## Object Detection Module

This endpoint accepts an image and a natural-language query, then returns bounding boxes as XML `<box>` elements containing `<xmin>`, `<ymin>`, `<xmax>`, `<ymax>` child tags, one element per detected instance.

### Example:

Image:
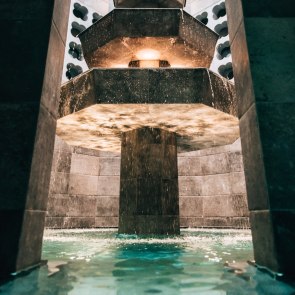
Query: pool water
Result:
<box><xmin>1</xmin><ymin>229</ymin><xmax>294</xmax><ymax>295</ymax></box>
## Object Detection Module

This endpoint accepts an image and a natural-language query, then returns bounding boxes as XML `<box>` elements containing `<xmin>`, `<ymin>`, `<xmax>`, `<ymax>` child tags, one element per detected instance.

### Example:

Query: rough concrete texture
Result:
<box><xmin>46</xmin><ymin>136</ymin><xmax>248</xmax><ymax>229</ymax></box>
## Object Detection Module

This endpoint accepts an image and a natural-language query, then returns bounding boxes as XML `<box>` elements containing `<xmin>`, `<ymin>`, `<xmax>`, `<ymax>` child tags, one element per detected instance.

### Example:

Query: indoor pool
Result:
<box><xmin>1</xmin><ymin>229</ymin><xmax>294</xmax><ymax>294</ymax></box>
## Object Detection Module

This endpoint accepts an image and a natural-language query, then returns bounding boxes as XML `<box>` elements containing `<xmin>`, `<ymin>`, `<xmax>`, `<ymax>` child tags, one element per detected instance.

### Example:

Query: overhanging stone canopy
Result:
<box><xmin>78</xmin><ymin>9</ymin><xmax>218</xmax><ymax>68</ymax></box>
<box><xmin>57</xmin><ymin>68</ymin><xmax>238</xmax><ymax>153</ymax></box>
<box><xmin>114</xmin><ymin>0</ymin><xmax>186</xmax><ymax>8</ymax></box>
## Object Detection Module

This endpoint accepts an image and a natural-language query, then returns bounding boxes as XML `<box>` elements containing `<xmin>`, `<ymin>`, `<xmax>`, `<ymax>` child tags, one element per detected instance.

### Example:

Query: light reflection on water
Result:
<box><xmin>0</xmin><ymin>229</ymin><xmax>294</xmax><ymax>295</ymax></box>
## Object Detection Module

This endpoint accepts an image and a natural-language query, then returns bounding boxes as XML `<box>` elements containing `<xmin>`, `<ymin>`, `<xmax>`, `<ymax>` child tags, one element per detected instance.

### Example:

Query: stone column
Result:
<box><xmin>226</xmin><ymin>0</ymin><xmax>295</xmax><ymax>278</ymax></box>
<box><xmin>119</xmin><ymin>127</ymin><xmax>180</xmax><ymax>235</ymax></box>
<box><xmin>0</xmin><ymin>0</ymin><xmax>70</xmax><ymax>279</ymax></box>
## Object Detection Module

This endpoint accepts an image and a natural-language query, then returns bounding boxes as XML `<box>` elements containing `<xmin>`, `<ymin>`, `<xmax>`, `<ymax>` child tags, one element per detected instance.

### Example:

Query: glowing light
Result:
<box><xmin>136</xmin><ymin>49</ymin><xmax>160</xmax><ymax>60</ymax></box>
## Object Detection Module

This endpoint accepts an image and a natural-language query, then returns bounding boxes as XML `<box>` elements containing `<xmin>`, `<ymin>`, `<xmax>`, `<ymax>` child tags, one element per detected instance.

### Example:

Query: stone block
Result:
<box><xmin>99</xmin><ymin>157</ymin><xmax>120</xmax><ymax>176</ymax></box>
<box><xmin>179</xmin><ymin>197</ymin><xmax>203</xmax><ymax>217</ymax></box>
<box><xmin>119</xmin><ymin>215</ymin><xmax>180</xmax><ymax>235</ymax></box>
<box><xmin>97</xmin><ymin>176</ymin><xmax>120</xmax><ymax>196</ymax></box>
<box><xmin>41</xmin><ymin>21</ymin><xmax>66</xmax><ymax>118</ymax></box>
<box><xmin>136</xmin><ymin>178</ymin><xmax>162</xmax><ymax>215</ymax></box>
<box><xmin>45</xmin><ymin>217</ymin><xmax>95</xmax><ymax>228</ymax></box>
<box><xmin>95</xmin><ymin>217</ymin><xmax>119</xmax><ymax>228</ymax></box>
<box><xmin>119</xmin><ymin>179</ymin><xmax>137</xmax><ymax>216</ymax></box>
<box><xmin>203</xmin><ymin>195</ymin><xmax>248</xmax><ymax>217</ymax></box>
<box><xmin>25</xmin><ymin>105</ymin><xmax>56</xmax><ymax>210</ymax></box>
<box><xmin>250</xmin><ymin>210</ymin><xmax>279</xmax><ymax>272</ymax></box>
<box><xmin>201</xmin><ymin>174</ymin><xmax>231</xmax><ymax>196</ymax></box>
<box><xmin>179</xmin><ymin>176</ymin><xmax>202</xmax><ymax>196</ymax></box>
<box><xmin>180</xmin><ymin>217</ymin><xmax>204</xmax><ymax>228</ymax></box>
<box><xmin>244</xmin><ymin>18</ymin><xmax>295</xmax><ymax>104</ymax></box>
<box><xmin>67</xmin><ymin>195</ymin><xmax>97</xmax><ymax>217</ymax></box>
<box><xmin>0</xmin><ymin>103</ymin><xmax>39</xmax><ymax>210</ymax></box>
<box><xmin>70</xmin><ymin>153</ymin><xmax>100</xmax><ymax>176</ymax></box>
<box><xmin>239</xmin><ymin>104</ymin><xmax>269</xmax><ymax>210</ymax></box>
<box><xmin>51</xmin><ymin>149</ymin><xmax>72</xmax><ymax>173</ymax></box>
<box><xmin>46</xmin><ymin>196</ymin><xmax>69</xmax><ymax>217</ymax></box>
<box><xmin>72</xmin><ymin>146</ymin><xmax>102</xmax><ymax>157</ymax></box>
<box><xmin>271</xmin><ymin>210</ymin><xmax>295</xmax><ymax>276</ymax></box>
<box><xmin>16</xmin><ymin>210</ymin><xmax>46</xmax><ymax>270</ymax></box>
<box><xmin>256</xmin><ymin>102</ymin><xmax>295</xmax><ymax>209</ymax></box>
<box><xmin>229</xmin><ymin>151</ymin><xmax>244</xmax><ymax>172</ymax></box>
<box><xmin>178</xmin><ymin>157</ymin><xmax>201</xmax><ymax>176</ymax></box>
<box><xmin>49</xmin><ymin>172</ymin><xmax>70</xmax><ymax>195</ymax></box>
<box><xmin>96</xmin><ymin>196</ymin><xmax>119</xmax><ymax>217</ymax></box>
<box><xmin>230</xmin><ymin>21</ymin><xmax>255</xmax><ymax>118</ymax></box>
<box><xmin>161</xmin><ymin>179</ymin><xmax>179</xmax><ymax>215</ymax></box>
<box><xmin>230</xmin><ymin>172</ymin><xmax>246</xmax><ymax>195</ymax></box>
<box><xmin>200</xmin><ymin>153</ymin><xmax>230</xmax><ymax>175</ymax></box>
<box><xmin>0</xmin><ymin>209</ymin><xmax>25</xmax><ymax>277</ymax></box>
<box><xmin>225</xmin><ymin>0</ymin><xmax>244</xmax><ymax>43</ymax></box>
<box><xmin>1</xmin><ymin>19</ymin><xmax>52</xmax><ymax>103</ymax></box>
<box><xmin>203</xmin><ymin>217</ymin><xmax>250</xmax><ymax>228</ymax></box>
<box><xmin>69</xmin><ymin>174</ymin><xmax>98</xmax><ymax>195</ymax></box>
<box><xmin>241</xmin><ymin>0</ymin><xmax>295</xmax><ymax>17</ymax></box>
<box><xmin>52</xmin><ymin>0</ymin><xmax>71</xmax><ymax>44</ymax></box>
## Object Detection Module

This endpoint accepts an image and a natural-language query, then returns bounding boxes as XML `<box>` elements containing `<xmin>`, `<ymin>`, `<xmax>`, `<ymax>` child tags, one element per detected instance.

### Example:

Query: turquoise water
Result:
<box><xmin>1</xmin><ymin>229</ymin><xmax>294</xmax><ymax>294</ymax></box>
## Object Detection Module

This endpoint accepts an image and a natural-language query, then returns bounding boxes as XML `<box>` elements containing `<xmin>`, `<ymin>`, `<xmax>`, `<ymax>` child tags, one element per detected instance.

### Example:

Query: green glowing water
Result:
<box><xmin>0</xmin><ymin>229</ymin><xmax>294</xmax><ymax>294</ymax></box>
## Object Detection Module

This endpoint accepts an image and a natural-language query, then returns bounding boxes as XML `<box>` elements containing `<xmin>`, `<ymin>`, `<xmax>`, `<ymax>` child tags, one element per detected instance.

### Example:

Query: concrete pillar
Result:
<box><xmin>226</xmin><ymin>0</ymin><xmax>295</xmax><ymax>278</ymax></box>
<box><xmin>0</xmin><ymin>0</ymin><xmax>70</xmax><ymax>279</ymax></box>
<box><xmin>119</xmin><ymin>127</ymin><xmax>180</xmax><ymax>235</ymax></box>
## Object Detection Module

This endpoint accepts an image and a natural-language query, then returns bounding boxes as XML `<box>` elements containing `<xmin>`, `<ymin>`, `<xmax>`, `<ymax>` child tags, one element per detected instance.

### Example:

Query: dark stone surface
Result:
<box><xmin>119</xmin><ymin>127</ymin><xmax>180</xmax><ymax>234</ymax></box>
<box><xmin>59</xmin><ymin>70</ymin><xmax>96</xmax><ymax>117</ymax></box>
<box><xmin>241</xmin><ymin>0</ymin><xmax>295</xmax><ymax>17</ymax></box>
<box><xmin>0</xmin><ymin>0</ymin><xmax>70</xmax><ymax>277</ymax></box>
<box><xmin>59</xmin><ymin>68</ymin><xmax>237</xmax><ymax>117</ymax></box>
<box><xmin>256</xmin><ymin>102</ymin><xmax>295</xmax><ymax>209</ymax></box>
<box><xmin>113</xmin><ymin>0</ymin><xmax>186</xmax><ymax>8</ymax></box>
<box><xmin>0</xmin><ymin>210</ymin><xmax>24</xmax><ymax>278</ymax></box>
<box><xmin>79</xmin><ymin>9</ymin><xmax>218</xmax><ymax>68</ymax></box>
<box><xmin>230</xmin><ymin>21</ymin><xmax>255</xmax><ymax>118</ymax></box>
<box><xmin>228</xmin><ymin>0</ymin><xmax>295</xmax><ymax>277</ymax></box>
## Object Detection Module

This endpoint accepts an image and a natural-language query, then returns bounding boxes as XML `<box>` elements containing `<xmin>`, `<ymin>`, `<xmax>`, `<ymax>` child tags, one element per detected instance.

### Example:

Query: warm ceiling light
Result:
<box><xmin>135</xmin><ymin>49</ymin><xmax>160</xmax><ymax>60</ymax></box>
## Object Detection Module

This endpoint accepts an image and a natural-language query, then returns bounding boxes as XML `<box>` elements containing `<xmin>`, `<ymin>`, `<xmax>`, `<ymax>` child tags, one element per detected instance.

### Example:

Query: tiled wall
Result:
<box><xmin>46</xmin><ymin>137</ymin><xmax>249</xmax><ymax>228</ymax></box>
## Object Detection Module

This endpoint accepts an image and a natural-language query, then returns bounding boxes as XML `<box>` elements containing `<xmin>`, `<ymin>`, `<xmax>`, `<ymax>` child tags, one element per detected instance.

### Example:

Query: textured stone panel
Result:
<box><xmin>230</xmin><ymin>21</ymin><xmax>255</xmax><ymax>118</ymax></box>
<box><xmin>99</xmin><ymin>158</ymin><xmax>120</xmax><ymax>176</ymax></box>
<box><xmin>179</xmin><ymin>197</ymin><xmax>203</xmax><ymax>217</ymax></box>
<box><xmin>96</xmin><ymin>196</ymin><xmax>119</xmax><ymax>217</ymax></box>
<box><xmin>25</xmin><ymin>105</ymin><xmax>56</xmax><ymax>210</ymax></box>
<box><xmin>239</xmin><ymin>104</ymin><xmax>269</xmax><ymax>210</ymax></box>
<box><xmin>229</xmin><ymin>151</ymin><xmax>244</xmax><ymax>172</ymax></box>
<box><xmin>230</xmin><ymin>172</ymin><xmax>246</xmax><ymax>195</ymax></box>
<box><xmin>97</xmin><ymin>176</ymin><xmax>120</xmax><ymax>196</ymax></box>
<box><xmin>16</xmin><ymin>210</ymin><xmax>46</xmax><ymax>270</ymax></box>
<box><xmin>201</xmin><ymin>174</ymin><xmax>231</xmax><ymax>196</ymax></box>
<box><xmin>200</xmin><ymin>153</ymin><xmax>230</xmax><ymax>175</ymax></box>
<box><xmin>46</xmin><ymin>217</ymin><xmax>95</xmax><ymax>228</ymax></box>
<box><xmin>203</xmin><ymin>195</ymin><xmax>248</xmax><ymax>217</ymax></box>
<box><xmin>179</xmin><ymin>177</ymin><xmax>202</xmax><ymax>196</ymax></box>
<box><xmin>178</xmin><ymin>157</ymin><xmax>202</xmax><ymax>176</ymax></box>
<box><xmin>95</xmin><ymin>217</ymin><xmax>119</xmax><ymax>228</ymax></box>
<box><xmin>70</xmin><ymin>153</ymin><xmax>100</xmax><ymax>176</ymax></box>
<box><xmin>49</xmin><ymin>172</ymin><xmax>70</xmax><ymax>195</ymax></box>
<box><xmin>256</xmin><ymin>102</ymin><xmax>295</xmax><ymax>209</ymax></box>
<box><xmin>69</xmin><ymin>174</ymin><xmax>98</xmax><ymax>195</ymax></box>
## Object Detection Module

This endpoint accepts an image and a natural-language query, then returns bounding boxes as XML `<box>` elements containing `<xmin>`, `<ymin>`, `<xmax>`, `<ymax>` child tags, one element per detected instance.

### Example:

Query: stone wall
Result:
<box><xmin>46</xmin><ymin>136</ymin><xmax>249</xmax><ymax>228</ymax></box>
<box><xmin>178</xmin><ymin>139</ymin><xmax>249</xmax><ymax>228</ymax></box>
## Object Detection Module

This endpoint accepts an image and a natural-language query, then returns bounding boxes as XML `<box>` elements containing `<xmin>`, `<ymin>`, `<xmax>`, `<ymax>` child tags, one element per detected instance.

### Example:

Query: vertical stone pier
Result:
<box><xmin>119</xmin><ymin>127</ymin><xmax>180</xmax><ymax>235</ymax></box>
